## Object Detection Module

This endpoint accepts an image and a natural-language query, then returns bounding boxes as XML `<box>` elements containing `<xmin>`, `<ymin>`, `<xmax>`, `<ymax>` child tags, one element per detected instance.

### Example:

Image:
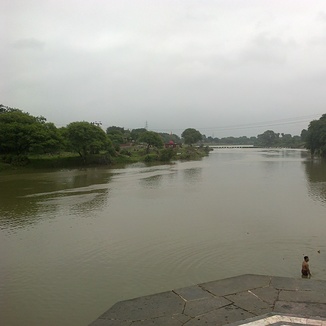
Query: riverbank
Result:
<box><xmin>0</xmin><ymin>145</ymin><xmax>212</xmax><ymax>171</ymax></box>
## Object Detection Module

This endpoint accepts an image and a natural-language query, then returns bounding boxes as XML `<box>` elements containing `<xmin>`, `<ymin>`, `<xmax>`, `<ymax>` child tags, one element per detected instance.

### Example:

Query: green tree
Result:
<box><xmin>29</xmin><ymin>122</ymin><xmax>63</xmax><ymax>154</ymax></box>
<box><xmin>158</xmin><ymin>132</ymin><xmax>181</xmax><ymax>144</ymax></box>
<box><xmin>138</xmin><ymin>131</ymin><xmax>163</xmax><ymax>153</ymax></box>
<box><xmin>279</xmin><ymin>133</ymin><xmax>293</xmax><ymax>148</ymax></box>
<box><xmin>220</xmin><ymin>136</ymin><xmax>237</xmax><ymax>145</ymax></box>
<box><xmin>66</xmin><ymin>121</ymin><xmax>112</xmax><ymax>160</ymax></box>
<box><xmin>106</xmin><ymin>126</ymin><xmax>125</xmax><ymax>133</ymax></box>
<box><xmin>106</xmin><ymin>126</ymin><xmax>131</xmax><ymax>145</ymax></box>
<box><xmin>107</xmin><ymin>130</ymin><xmax>124</xmax><ymax>146</ymax></box>
<box><xmin>257</xmin><ymin>130</ymin><xmax>280</xmax><ymax>147</ymax></box>
<box><xmin>301</xmin><ymin>129</ymin><xmax>308</xmax><ymax>142</ymax></box>
<box><xmin>306</xmin><ymin>114</ymin><xmax>326</xmax><ymax>157</ymax></box>
<box><xmin>130</xmin><ymin>128</ymin><xmax>147</xmax><ymax>142</ymax></box>
<box><xmin>0</xmin><ymin>105</ymin><xmax>61</xmax><ymax>155</ymax></box>
<box><xmin>181</xmin><ymin>128</ymin><xmax>202</xmax><ymax>145</ymax></box>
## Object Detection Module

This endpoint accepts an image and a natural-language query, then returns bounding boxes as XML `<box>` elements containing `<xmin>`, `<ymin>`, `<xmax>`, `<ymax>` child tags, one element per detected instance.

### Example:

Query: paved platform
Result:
<box><xmin>89</xmin><ymin>274</ymin><xmax>326</xmax><ymax>325</ymax></box>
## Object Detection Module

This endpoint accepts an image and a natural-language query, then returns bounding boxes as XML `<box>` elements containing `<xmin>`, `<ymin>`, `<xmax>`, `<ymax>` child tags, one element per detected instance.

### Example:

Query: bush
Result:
<box><xmin>105</xmin><ymin>146</ymin><xmax>117</xmax><ymax>157</ymax></box>
<box><xmin>203</xmin><ymin>146</ymin><xmax>212</xmax><ymax>154</ymax></box>
<box><xmin>144</xmin><ymin>154</ymin><xmax>159</xmax><ymax>162</ymax></box>
<box><xmin>1</xmin><ymin>154</ymin><xmax>30</xmax><ymax>166</ymax></box>
<box><xmin>120</xmin><ymin>149</ymin><xmax>131</xmax><ymax>156</ymax></box>
<box><xmin>0</xmin><ymin>161</ymin><xmax>11</xmax><ymax>171</ymax></box>
<box><xmin>159</xmin><ymin>148</ymin><xmax>174</xmax><ymax>161</ymax></box>
<box><xmin>178</xmin><ymin>147</ymin><xmax>202</xmax><ymax>160</ymax></box>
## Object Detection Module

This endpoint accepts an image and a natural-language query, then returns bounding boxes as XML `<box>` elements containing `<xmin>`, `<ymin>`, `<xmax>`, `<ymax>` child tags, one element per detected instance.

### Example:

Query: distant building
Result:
<box><xmin>120</xmin><ymin>142</ymin><xmax>133</xmax><ymax>148</ymax></box>
<box><xmin>164</xmin><ymin>140</ymin><xmax>177</xmax><ymax>148</ymax></box>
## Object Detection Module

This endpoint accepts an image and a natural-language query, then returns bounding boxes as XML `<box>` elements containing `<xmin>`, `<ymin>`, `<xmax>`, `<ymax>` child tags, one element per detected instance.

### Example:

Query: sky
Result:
<box><xmin>1</xmin><ymin>0</ymin><xmax>326</xmax><ymax>137</ymax></box>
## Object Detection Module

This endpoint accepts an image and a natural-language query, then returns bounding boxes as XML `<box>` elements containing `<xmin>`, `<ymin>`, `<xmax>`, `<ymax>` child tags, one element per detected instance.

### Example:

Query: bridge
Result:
<box><xmin>209</xmin><ymin>145</ymin><xmax>256</xmax><ymax>149</ymax></box>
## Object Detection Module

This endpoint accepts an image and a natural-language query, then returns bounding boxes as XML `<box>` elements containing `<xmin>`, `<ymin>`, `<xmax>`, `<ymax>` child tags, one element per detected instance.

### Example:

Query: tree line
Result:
<box><xmin>0</xmin><ymin>105</ymin><xmax>204</xmax><ymax>165</ymax></box>
<box><xmin>1</xmin><ymin>104</ymin><xmax>326</xmax><ymax>164</ymax></box>
<box><xmin>204</xmin><ymin>116</ymin><xmax>326</xmax><ymax>158</ymax></box>
<box><xmin>204</xmin><ymin>130</ymin><xmax>304</xmax><ymax>148</ymax></box>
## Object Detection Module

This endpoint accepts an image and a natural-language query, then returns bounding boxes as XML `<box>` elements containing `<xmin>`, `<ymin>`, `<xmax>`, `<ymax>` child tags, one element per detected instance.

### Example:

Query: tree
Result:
<box><xmin>106</xmin><ymin>130</ymin><xmax>124</xmax><ymax>146</ymax></box>
<box><xmin>66</xmin><ymin>121</ymin><xmax>112</xmax><ymax>160</ymax></box>
<box><xmin>0</xmin><ymin>105</ymin><xmax>61</xmax><ymax>155</ymax></box>
<box><xmin>158</xmin><ymin>132</ymin><xmax>181</xmax><ymax>144</ymax></box>
<box><xmin>138</xmin><ymin>131</ymin><xmax>163</xmax><ymax>153</ymax></box>
<box><xmin>256</xmin><ymin>130</ymin><xmax>280</xmax><ymax>147</ymax></box>
<box><xmin>301</xmin><ymin>129</ymin><xmax>308</xmax><ymax>142</ymax></box>
<box><xmin>279</xmin><ymin>133</ymin><xmax>293</xmax><ymax>148</ymax></box>
<box><xmin>130</xmin><ymin>128</ymin><xmax>147</xmax><ymax>142</ymax></box>
<box><xmin>29</xmin><ymin>122</ymin><xmax>63</xmax><ymax>154</ymax></box>
<box><xmin>181</xmin><ymin>128</ymin><xmax>202</xmax><ymax>145</ymax></box>
<box><xmin>106</xmin><ymin>126</ymin><xmax>131</xmax><ymax>145</ymax></box>
<box><xmin>221</xmin><ymin>136</ymin><xmax>236</xmax><ymax>145</ymax></box>
<box><xmin>106</xmin><ymin>126</ymin><xmax>125</xmax><ymax>133</ymax></box>
<box><xmin>305</xmin><ymin>114</ymin><xmax>326</xmax><ymax>157</ymax></box>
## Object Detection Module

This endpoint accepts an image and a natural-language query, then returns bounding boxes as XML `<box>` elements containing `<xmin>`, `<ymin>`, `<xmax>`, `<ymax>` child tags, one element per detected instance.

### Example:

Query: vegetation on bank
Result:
<box><xmin>195</xmin><ymin>118</ymin><xmax>326</xmax><ymax>158</ymax></box>
<box><xmin>0</xmin><ymin>104</ymin><xmax>210</xmax><ymax>170</ymax></box>
<box><xmin>203</xmin><ymin>130</ymin><xmax>305</xmax><ymax>148</ymax></box>
<box><xmin>1</xmin><ymin>103</ymin><xmax>326</xmax><ymax>171</ymax></box>
<box><xmin>0</xmin><ymin>146</ymin><xmax>211</xmax><ymax>171</ymax></box>
<box><xmin>305</xmin><ymin>114</ymin><xmax>326</xmax><ymax>158</ymax></box>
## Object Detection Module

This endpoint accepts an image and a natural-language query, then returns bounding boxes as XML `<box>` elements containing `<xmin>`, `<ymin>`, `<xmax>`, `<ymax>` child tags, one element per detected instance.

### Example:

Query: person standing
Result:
<box><xmin>302</xmin><ymin>256</ymin><xmax>311</xmax><ymax>278</ymax></box>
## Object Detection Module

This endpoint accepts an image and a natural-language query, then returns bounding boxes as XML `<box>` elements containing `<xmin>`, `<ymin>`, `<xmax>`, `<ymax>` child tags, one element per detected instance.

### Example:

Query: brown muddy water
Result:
<box><xmin>1</xmin><ymin>148</ymin><xmax>326</xmax><ymax>325</ymax></box>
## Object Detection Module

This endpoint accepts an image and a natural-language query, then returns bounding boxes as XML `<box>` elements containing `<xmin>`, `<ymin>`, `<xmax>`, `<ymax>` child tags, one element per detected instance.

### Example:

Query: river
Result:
<box><xmin>1</xmin><ymin>148</ymin><xmax>326</xmax><ymax>325</ymax></box>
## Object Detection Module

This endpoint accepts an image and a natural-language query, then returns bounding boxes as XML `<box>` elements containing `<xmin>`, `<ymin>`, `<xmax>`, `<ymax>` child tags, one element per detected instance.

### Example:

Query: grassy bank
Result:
<box><xmin>0</xmin><ymin>161</ymin><xmax>12</xmax><ymax>172</ymax></box>
<box><xmin>0</xmin><ymin>145</ymin><xmax>212</xmax><ymax>171</ymax></box>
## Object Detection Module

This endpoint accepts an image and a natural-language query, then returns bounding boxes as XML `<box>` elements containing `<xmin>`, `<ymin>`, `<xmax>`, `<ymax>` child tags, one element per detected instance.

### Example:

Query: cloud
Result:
<box><xmin>240</xmin><ymin>32</ymin><xmax>294</xmax><ymax>66</ymax></box>
<box><xmin>2</xmin><ymin>1</ymin><xmax>326</xmax><ymax>137</ymax></box>
<box><xmin>318</xmin><ymin>11</ymin><xmax>326</xmax><ymax>22</ymax></box>
<box><xmin>12</xmin><ymin>38</ymin><xmax>45</xmax><ymax>50</ymax></box>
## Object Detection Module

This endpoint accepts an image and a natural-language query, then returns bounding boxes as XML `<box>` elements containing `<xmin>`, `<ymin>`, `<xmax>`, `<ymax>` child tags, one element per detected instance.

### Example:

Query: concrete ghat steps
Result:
<box><xmin>89</xmin><ymin>274</ymin><xmax>326</xmax><ymax>325</ymax></box>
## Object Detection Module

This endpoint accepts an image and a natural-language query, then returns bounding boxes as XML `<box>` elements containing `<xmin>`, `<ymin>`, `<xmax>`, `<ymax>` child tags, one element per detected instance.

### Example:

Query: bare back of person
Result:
<box><xmin>302</xmin><ymin>256</ymin><xmax>311</xmax><ymax>278</ymax></box>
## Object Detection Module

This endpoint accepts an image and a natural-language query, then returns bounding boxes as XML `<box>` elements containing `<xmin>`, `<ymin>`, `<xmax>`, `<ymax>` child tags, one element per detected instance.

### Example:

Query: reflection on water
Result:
<box><xmin>139</xmin><ymin>175</ymin><xmax>163</xmax><ymax>189</ymax></box>
<box><xmin>39</xmin><ymin>188</ymin><xmax>109</xmax><ymax>216</ymax></box>
<box><xmin>304</xmin><ymin>159</ymin><xmax>326</xmax><ymax>204</ymax></box>
<box><xmin>183</xmin><ymin>167</ymin><xmax>202</xmax><ymax>184</ymax></box>
<box><xmin>0</xmin><ymin>169</ymin><xmax>112</xmax><ymax>229</ymax></box>
<box><xmin>1</xmin><ymin>149</ymin><xmax>326</xmax><ymax>326</ymax></box>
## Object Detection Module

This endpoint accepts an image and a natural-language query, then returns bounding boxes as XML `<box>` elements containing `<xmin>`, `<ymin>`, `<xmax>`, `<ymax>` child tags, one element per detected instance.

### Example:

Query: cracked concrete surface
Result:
<box><xmin>89</xmin><ymin>274</ymin><xmax>326</xmax><ymax>325</ymax></box>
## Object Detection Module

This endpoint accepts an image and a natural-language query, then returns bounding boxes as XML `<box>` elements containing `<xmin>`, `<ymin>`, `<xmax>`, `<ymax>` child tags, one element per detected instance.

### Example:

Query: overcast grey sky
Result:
<box><xmin>2</xmin><ymin>0</ymin><xmax>326</xmax><ymax>137</ymax></box>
